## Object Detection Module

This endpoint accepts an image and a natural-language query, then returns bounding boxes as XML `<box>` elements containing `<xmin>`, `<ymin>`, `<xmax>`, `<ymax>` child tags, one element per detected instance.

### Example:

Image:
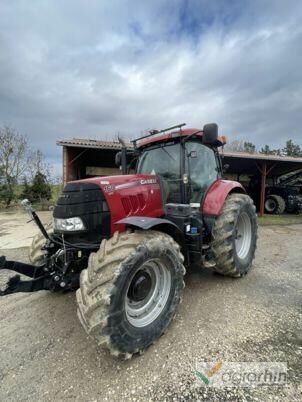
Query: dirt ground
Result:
<box><xmin>0</xmin><ymin>210</ymin><xmax>52</xmax><ymax>249</ymax></box>
<box><xmin>0</xmin><ymin>211</ymin><xmax>301</xmax><ymax>401</ymax></box>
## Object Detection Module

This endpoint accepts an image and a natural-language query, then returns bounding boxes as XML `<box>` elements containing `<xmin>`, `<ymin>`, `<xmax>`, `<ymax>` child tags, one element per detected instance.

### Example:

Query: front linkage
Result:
<box><xmin>0</xmin><ymin>254</ymin><xmax>80</xmax><ymax>296</ymax></box>
<box><xmin>0</xmin><ymin>200</ymin><xmax>84</xmax><ymax>297</ymax></box>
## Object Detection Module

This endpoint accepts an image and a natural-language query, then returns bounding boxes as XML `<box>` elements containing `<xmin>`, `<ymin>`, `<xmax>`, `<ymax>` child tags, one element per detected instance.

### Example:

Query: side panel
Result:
<box><xmin>202</xmin><ymin>179</ymin><xmax>245</xmax><ymax>216</ymax></box>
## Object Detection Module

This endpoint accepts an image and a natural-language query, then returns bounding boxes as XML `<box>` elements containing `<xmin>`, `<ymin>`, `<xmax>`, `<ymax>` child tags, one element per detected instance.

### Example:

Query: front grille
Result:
<box><xmin>53</xmin><ymin>182</ymin><xmax>110</xmax><ymax>244</ymax></box>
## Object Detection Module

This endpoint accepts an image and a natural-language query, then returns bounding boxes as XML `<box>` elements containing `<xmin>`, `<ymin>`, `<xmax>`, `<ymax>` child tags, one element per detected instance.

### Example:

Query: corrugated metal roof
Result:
<box><xmin>56</xmin><ymin>138</ymin><xmax>133</xmax><ymax>150</ymax></box>
<box><xmin>57</xmin><ymin>138</ymin><xmax>302</xmax><ymax>164</ymax></box>
<box><xmin>222</xmin><ymin>151</ymin><xmax>302</xmax><ymax>163</ymax></box>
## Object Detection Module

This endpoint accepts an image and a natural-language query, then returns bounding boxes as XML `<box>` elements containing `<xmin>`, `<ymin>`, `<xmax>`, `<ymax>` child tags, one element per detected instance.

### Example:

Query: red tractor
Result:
<box><xmin>0</xmin><ymin>123</ymin><xmax>257</xmax><ymax>357</ymax></box>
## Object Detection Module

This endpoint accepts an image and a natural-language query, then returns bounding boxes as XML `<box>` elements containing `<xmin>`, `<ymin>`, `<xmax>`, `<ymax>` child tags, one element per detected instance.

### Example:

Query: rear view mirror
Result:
<box><xmin>115</xmin><ymin>151</ymin><xmax>122</xmax><ymax>167</ymax></box>
<box><xmin>202</xmin><ymin>123</ymin><xmax>218</xmax><ymax>145</ymax></box>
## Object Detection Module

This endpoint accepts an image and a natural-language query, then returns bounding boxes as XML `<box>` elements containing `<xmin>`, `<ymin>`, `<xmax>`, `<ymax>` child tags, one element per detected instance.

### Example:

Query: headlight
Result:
<box><xmin>54</xmin><ymin>217</ymin><xmax>85</xmax><ymax>231</ymax></box>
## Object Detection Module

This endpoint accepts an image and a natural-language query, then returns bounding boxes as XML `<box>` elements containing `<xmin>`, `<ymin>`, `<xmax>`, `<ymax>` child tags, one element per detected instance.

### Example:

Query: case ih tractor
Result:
<box><xmin>0</xmin><ymin>123</ymin><xmax>257</xmax><ymax>357</ymax></box>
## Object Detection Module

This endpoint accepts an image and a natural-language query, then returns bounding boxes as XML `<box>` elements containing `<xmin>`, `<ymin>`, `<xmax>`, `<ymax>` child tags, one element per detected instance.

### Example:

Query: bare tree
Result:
<box><xmin>27</xmin><ymin>149</ymin><xmax>52</xmax><ymax>182</ymax></box>
<box><xmin>225</xmin><ymin>140</ymin><xmax>256</xmax><ymax>154</ymax></box>
<box><xmin>225</xmin><ymin>140</ymin><xmax>245</xmax><ymax>152</ymax></box>
<box><xmin>0</xmin><ymin>126</ymin><xmax>28</xmax><ymax>206</ymax></box>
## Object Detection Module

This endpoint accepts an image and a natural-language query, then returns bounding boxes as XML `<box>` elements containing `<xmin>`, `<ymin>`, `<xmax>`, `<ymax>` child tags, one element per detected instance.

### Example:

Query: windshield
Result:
<box><xmin>137</xmin><ymin>143</ymin><xmax>181</xmax><ymax>179</ymax></box>
<box><xmin>137</xmin><ymin>143</ymin><xmax>182</xmax><ymax>203</ymax></box>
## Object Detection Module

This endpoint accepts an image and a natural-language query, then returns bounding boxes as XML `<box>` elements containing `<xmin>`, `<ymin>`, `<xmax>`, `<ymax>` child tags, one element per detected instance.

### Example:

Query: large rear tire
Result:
<box><xmin>76</xmin><ymin>230</ymin><xmax>185</xmax><ymax>357</ymax></box>
<box><xmin>265</xmin><ymin>195</ymin><xmax>286</xmax><ymax>214</ymax></box>
<box><xmin>29</xmin><ymin>223</ymin><xmax>53</xmax><ymax>265</ymax></box>
<box><xmin>211</xmin><ymin>194</ymin><xmax>257</xmax><ymax>277</ymax></box>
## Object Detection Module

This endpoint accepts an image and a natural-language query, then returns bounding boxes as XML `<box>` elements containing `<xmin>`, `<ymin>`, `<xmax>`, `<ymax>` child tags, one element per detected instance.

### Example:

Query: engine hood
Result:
<box><xmin>73</xmin><ymin>174</ymin><xmax>164</xmax><ymax>234</ymax></box>
<box><xmin>75</xmin><ymin>174</ymin><xmax>159</xmax><ymax>193</ymax></box>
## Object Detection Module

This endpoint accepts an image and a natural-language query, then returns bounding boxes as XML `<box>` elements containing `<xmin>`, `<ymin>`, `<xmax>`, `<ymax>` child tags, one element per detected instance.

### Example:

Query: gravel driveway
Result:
<box><xmin>0</xmin><ymin>222</ymin><xmax>301</xmax><ymax>401</ymax></box>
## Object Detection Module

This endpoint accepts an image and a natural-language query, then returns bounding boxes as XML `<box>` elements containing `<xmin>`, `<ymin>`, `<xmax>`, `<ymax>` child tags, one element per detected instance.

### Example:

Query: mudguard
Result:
<box><xmin>115</xmin><ymin>216</ymin><xmax>186</xmax><ymax>250</ymax></box>
<box><xmin>202</xmin><ymin>179</ymin><xmax>245</xmax><ymax>216</ymax></box>
<box><xmin>115</xmin><ymin>216</ymin><xmax>180</xmax><ymax>231</ymax></box>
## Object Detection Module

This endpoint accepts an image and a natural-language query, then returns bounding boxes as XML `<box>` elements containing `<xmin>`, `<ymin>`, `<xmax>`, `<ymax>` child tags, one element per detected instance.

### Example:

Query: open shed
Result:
<box><xmin>57</xmin><ymin>138</ymin><xmax>128</xmax><ymax>182</ymax></box>
<box><xmin>57</xmin><ymin>138</ymin><xmax>302</xmax><ymax>216</ymax></box>
<box><xmin>222</xmin><ymin>151</ymin><xmax>302</xmax><ymax>215</ymax></box>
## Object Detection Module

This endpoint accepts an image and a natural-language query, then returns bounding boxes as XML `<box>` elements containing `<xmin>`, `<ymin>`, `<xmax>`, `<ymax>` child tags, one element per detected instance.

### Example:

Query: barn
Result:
<box><xmin>57</xmin><ymin>138</ymin><xmax>302</xmax><ymax>216</ymax></box>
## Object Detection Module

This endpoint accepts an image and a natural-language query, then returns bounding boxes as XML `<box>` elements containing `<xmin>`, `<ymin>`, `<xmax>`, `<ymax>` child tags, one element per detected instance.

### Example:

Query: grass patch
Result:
<box><xmin>258</xmin><ymin>214</ymin><xmax>302</xmax><ymax>225</ymax></box>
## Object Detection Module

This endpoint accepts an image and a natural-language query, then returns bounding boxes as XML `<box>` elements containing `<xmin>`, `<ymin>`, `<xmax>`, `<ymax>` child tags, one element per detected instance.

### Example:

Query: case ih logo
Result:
<box><xmin>140</xmin><ymin>179</ymin><xmax>157</xmax><ymax>185</ymax></box>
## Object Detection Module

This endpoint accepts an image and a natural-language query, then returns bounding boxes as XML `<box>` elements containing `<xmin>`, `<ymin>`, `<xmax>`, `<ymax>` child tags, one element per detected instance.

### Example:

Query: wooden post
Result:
<box><xmin>63</xmin><ymin>146</ymin><xmax>69</xmax><ymax>184</ymax></box>
<box><xmin>62</xmin><ymin>146</ymin><xmax>66</xmax><ymax>185</ymax></box>
<box><xmin>259</xmin><ymin>161</ymin><xmax>267</xmax><ymax>216</ymax></box>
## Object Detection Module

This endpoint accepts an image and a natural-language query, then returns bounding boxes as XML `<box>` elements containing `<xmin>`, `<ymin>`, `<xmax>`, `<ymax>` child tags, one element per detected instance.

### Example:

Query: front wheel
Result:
<box><xmin>76</xmin><ymin>230</ymin><xmax>185</xmax><ymax>357</ymax></box>
<box><xmin>211</xmin><ymin>194</ymin><xmax>257</xmax><ymax>277</ymax></box>
<box><xmin>29</xmin><ymin>223</ymin><xmax>53</xmax><ymax>265</ymax></box>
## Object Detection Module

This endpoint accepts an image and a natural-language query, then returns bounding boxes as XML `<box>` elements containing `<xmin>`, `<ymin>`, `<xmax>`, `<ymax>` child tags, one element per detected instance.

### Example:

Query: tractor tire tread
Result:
<box><xmin>211</xmin><ymin>193</ymin><xmax>257</xmax><ymax>278</ymax></box>
<box><xmin>29</xmin><ymin>222</ymin><xmax>53</xmax><ymax>265</ymax></box>
<box><xmin>76</xmin><ymin>230</ymin><xmax>185</xmax><ymax>358</ymax></box>
<box><xmin>265</xmin><ymin>194</ymin><xmax>286</xmax><ymax>214</ymax></box>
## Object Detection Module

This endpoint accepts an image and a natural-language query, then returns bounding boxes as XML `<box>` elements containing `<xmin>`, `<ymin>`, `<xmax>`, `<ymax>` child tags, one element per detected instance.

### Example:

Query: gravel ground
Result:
<box><xmin>0</xmin><ymin>224</ymin><xmax>301</xmax><ymax>401</ymax></box>
<box><xmin>0</xmin><ymin>210</ymin><xmax>51</xmax><ymax>249</ymax></box>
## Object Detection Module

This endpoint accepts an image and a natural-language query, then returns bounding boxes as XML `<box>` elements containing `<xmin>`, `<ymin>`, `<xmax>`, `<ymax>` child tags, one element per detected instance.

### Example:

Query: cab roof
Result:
<box><xmin>135</xmin><ymin>128</ymin><xmax>227</xmax><ymax>149</ymax></box>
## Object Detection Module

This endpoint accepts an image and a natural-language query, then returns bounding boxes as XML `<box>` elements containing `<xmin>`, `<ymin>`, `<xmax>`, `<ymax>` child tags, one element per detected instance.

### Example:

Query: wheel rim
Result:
<box><xmin>265</xmin><ymin>199</ymin><xmax>276</xmax><ymax>212</ymax></box>
<box><xmin>235</xmin><ymin>211</ymin><xmax>252</xmax><ymax>260</ymax></box>
<box><xmin>125</xmin><ymin>259</ymin><xmax>171</xmax><ymax>328</ymax></box>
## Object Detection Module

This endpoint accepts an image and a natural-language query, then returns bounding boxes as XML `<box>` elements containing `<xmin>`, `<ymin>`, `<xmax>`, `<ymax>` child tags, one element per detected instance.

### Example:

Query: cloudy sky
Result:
<box><xmin>0</xmin><ymin>0</ymin><xmax>302</xmax><ymax>172</ymax></box>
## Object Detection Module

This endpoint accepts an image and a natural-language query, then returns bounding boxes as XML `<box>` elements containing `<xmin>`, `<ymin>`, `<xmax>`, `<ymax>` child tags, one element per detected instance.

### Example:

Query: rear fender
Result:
<box><xmin>202</xmin><ymin>179</ymin><xmax>245</xmax><ymax>216</ymax></box>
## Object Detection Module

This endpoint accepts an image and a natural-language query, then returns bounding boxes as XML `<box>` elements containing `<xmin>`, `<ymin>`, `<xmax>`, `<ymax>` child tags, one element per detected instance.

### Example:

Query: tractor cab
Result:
<box><xmin>136</xmin><ymin>124</ymin><xmax>226</xmax><ymax>205</ymax></box>
<box><xmin>118</xmin><ymin>123</ymin><xmax>227</xmax><ymax>206</ymax></box>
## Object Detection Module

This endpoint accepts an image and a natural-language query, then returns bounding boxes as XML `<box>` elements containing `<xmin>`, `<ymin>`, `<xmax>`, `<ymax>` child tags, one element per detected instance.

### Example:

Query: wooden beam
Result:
<box><xmin>86</xmin><ymin>166</ymin><xmax>120</xmax><ymax>176</ymax></box>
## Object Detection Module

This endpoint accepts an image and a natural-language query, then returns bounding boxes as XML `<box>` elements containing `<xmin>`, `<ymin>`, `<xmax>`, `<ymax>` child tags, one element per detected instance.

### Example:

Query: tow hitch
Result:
<box><xmin>0</xmin><ymin>199</ymin><xmax>81</xmax><ymax>296</ymax></box>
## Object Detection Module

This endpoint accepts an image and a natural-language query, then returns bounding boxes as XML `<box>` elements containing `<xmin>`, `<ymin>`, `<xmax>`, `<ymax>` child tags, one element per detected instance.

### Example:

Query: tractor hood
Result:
<box><xmin>74</xmin><ymin>174</ymin><xmax>164</xmax><ymax>234</ymax></box>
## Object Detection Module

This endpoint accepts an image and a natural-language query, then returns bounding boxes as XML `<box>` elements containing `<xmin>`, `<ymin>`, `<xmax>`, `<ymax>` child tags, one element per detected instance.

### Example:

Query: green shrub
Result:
<box><xmin>20</xmin><ymin>172</ymin><xmax>52</xmax><ymax>203</ymax></box>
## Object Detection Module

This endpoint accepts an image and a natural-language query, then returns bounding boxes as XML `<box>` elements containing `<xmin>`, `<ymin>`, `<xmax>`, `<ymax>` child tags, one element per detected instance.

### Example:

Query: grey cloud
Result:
<box><xmin>0</xmin><ymin>0</ymin><xmax>302</xmax><ymax>174</ymax></box>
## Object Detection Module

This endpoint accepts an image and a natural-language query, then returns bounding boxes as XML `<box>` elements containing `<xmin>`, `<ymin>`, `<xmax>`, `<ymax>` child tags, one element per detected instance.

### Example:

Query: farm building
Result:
<box><xmin>57</xmin><ymin>138</ymin><xmax>302</xmax><ymax>216</ymax></box>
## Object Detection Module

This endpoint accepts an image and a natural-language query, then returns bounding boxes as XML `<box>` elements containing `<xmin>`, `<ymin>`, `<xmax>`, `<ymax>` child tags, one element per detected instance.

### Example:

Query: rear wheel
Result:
<box><xmin>211</xmin><ymin>194</ymin><xmax>257</xmax><ymax>277</ymax></box>
<box><xmin>265</xmin><ymin>195</ymin><xmax>285</xmax><ymax>214</ymax></box>
<box><xmin>76</xmin><ymin>230</ymin><xmax>185</xmax><ymax>357</ymax></box>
